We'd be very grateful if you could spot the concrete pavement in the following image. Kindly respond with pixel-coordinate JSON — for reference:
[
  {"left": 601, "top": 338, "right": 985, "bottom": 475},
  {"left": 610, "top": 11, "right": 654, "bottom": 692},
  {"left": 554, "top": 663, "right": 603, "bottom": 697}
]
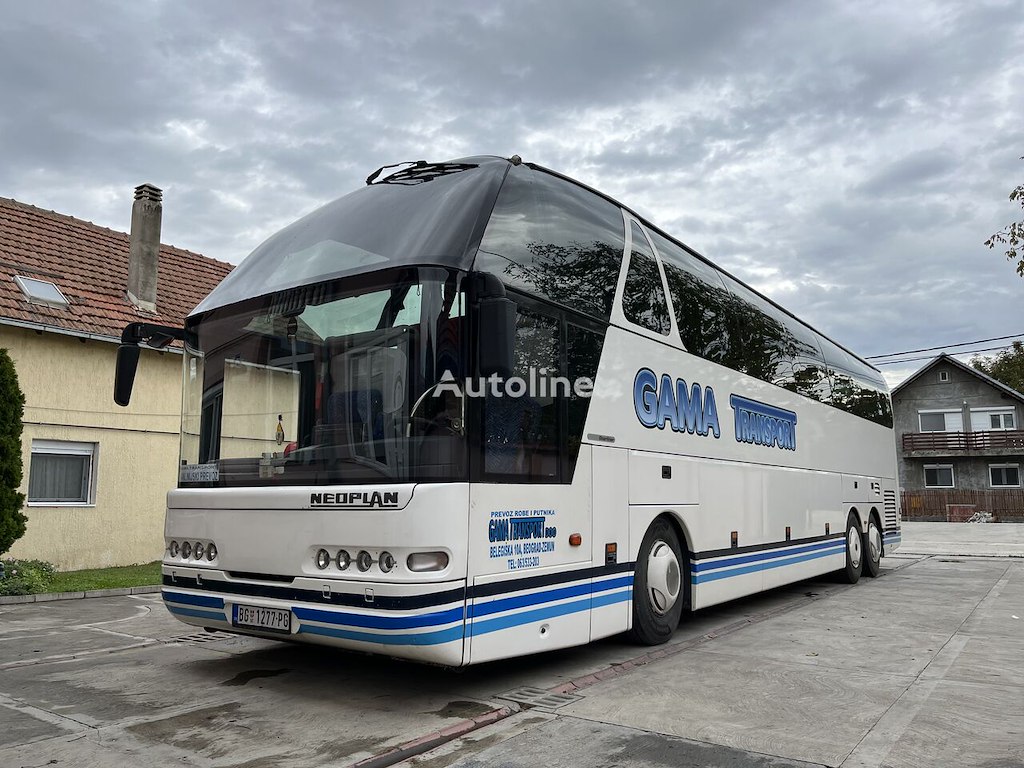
[
  {"left": 896, "top": 521, "right": 1024, "bottom": 557},
  {"left": 1, "top": 528, "right": 1023, "bottom": 767},
  {"left": 408, "top": 554, "right": 1024, "bottom": 767}
]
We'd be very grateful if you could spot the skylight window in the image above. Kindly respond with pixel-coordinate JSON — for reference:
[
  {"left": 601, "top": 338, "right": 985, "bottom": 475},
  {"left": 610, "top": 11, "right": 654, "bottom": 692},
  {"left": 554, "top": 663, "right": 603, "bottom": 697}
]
[{"left": 14, "top": 275, "right": 70, "bottom": 308}]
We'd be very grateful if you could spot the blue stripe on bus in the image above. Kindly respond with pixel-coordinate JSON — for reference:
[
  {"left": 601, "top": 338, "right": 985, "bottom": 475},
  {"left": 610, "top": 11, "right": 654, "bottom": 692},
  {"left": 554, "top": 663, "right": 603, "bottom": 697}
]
[
  {"left": 163, "top": 590, "right": 225, "bottom": 609},
  {"left": 298, "top": 589, "right": 634, "bottom": 645},
  {"left": 692, "top": 538, "right": 845, "bottom": 573},
  {"left": 292, "top": 605, "right": 464, "bottom": 630},
  {"left": 292, "top": 585, "right": 633, "bottom": 646},
  {"left": 468, "top": 575, "right": 633, "bottom": 619},
  {"left": 298, "top": 623, "right": 465, "bottom": 646},
  {"left": 294, "top": 577, "right": 633, "bottom": 637},
  {"left": 692, "top": 543, "right": 845, "bottom": 584},
  {"left": 162, "top": 561, "right": 635, "bottom": 611},
  {"left": 167, "top": 605, "right": 227, "bottom": 622},
  {"left": 468, "top": 588, "right": 632, "bottom": 637}
]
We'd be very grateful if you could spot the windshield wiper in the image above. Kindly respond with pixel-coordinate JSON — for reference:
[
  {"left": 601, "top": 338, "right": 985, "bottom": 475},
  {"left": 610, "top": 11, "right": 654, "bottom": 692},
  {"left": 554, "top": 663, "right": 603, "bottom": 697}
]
[{"left": 365, "top": 160, "right": 478, "bottom": 186}]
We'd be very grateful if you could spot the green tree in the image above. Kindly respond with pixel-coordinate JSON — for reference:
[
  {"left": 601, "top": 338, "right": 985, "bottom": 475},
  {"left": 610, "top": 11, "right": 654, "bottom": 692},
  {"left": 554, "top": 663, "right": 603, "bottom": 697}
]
[
  {"left": 0, "top": 348, "right": 27, "bottom": 555},
  {"left": 971, "top": 340, "right": 1024, "bottom": 395},
  {"left": 985, "top": 157, "right": 1024, "bottom": 277}
]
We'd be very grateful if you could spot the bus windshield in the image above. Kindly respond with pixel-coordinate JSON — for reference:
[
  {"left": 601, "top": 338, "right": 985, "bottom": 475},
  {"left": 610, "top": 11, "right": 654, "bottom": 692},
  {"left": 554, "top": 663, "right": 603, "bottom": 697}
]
[{"left": 179, "top": 267, "right": 468, "bottom": 487}]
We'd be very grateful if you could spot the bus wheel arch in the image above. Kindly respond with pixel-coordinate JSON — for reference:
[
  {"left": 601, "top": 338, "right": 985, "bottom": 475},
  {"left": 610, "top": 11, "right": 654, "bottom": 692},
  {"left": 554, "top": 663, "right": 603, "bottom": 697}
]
[
  {"left": 863, "top": 509, "right": 883, "bottom": 578},
  {"left": 841, "top": 509, "right": 863, "bottom": 584},
  {"left": 629, "top": 514, "right": 686, "bottom": 646}
]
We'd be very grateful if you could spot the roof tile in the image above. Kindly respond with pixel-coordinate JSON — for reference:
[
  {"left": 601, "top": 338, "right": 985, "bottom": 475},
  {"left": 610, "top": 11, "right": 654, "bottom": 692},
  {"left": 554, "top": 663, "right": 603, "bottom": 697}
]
[{"left": 0, "top": 196, "right": 233, "bottom": 339}]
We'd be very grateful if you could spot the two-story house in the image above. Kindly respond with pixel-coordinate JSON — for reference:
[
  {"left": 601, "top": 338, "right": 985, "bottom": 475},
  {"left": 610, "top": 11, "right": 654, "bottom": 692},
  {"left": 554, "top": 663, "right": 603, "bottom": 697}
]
[
  {"left": 1, "top": 186, "right": 232, "bottom": 569},
  {"left": 892, "top": 353, "right": 1024, "bottom": 521}
]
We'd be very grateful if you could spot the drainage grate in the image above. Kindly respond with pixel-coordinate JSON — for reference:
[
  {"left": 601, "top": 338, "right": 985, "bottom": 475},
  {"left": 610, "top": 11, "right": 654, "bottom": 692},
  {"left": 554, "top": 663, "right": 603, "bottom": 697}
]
[
  {"left": 174, "top": 630, "right": 235, "bottom": 644},
  {"left": 497, "top": 686, "right": 581, "bottom": 710}
]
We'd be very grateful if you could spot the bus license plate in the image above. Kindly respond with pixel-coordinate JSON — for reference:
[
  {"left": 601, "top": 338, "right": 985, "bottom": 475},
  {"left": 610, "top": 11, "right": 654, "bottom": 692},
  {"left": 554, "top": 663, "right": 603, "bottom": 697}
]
[{"left": 233, "top": 604, "right": 291, "bottom": 633}]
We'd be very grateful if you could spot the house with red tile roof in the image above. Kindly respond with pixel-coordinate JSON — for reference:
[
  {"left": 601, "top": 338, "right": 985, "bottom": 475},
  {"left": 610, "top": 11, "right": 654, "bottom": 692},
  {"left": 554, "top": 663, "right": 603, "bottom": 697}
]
[{"left": 0, "top": 186, "right": 232, "bottom": 569}]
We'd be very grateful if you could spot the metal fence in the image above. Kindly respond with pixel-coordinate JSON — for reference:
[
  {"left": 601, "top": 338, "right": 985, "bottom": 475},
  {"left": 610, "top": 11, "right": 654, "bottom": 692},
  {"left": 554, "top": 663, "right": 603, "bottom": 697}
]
[{"left": 901, "top": 489, "right": 1024, "bottom": 522}]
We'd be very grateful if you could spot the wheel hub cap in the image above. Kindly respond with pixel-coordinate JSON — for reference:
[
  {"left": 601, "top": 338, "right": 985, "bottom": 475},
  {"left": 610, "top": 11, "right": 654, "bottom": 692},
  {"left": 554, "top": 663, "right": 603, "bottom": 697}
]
[
  {"left": 869, "top": 525, "right": 882, "bottom": 562},
  {"left": 647, "top": 540, "right": 681, "bottom": 615},
  {"left": 848, "top": 528, "right": 862, "bottom": 569}
]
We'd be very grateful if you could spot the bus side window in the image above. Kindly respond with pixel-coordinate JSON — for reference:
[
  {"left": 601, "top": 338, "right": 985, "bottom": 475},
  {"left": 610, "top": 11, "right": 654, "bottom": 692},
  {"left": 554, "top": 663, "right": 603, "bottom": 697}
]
[
  {"left": 717, "top": 273, "right": 830, "bottom": 402},
  {"left": 649, "top": 230, "right": 732, "bottom": 364},
  {"left": 622, "top": 221, "right": 671, "bottom": 335},
  {"left": 484, "top": 306, "right": 560, "bottom": 480}
]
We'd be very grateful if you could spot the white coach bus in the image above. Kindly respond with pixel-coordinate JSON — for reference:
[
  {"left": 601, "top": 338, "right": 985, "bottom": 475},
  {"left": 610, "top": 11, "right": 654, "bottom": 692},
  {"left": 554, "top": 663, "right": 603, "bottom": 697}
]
[{"left": 114, "top": 155, "right": 901, "bottom": 665}]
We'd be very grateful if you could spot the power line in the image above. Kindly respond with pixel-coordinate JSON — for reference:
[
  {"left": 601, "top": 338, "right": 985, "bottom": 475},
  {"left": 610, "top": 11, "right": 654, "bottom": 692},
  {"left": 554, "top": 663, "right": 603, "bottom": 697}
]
[
  {"left": 873, "top": 343, "right": 1017, "bottom": 366},
  {"left": 866, "top": 332, "right": 1024, "bottom": 360}
]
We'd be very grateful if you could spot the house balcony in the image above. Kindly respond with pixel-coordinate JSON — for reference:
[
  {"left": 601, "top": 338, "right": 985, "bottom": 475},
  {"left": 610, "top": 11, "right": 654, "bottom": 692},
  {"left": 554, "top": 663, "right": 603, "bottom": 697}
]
[{"left": 902, "top": 430, "right": 1024, "bottom": 457}]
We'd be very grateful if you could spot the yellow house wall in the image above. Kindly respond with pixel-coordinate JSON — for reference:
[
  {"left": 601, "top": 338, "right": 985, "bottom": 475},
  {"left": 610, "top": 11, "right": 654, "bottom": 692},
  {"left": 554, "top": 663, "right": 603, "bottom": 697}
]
[{"left": 2, "top": 325, "right": 182, "bottom": 570}]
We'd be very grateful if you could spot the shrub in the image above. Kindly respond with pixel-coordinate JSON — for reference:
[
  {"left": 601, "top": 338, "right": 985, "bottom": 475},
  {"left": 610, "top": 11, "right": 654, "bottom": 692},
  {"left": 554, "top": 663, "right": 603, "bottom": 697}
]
[
  {"left": 0, "top": 558, "right": 56, "bottom": 596},
  {"left": 0, "top": 347, "right": 27, "bottom": 556}
]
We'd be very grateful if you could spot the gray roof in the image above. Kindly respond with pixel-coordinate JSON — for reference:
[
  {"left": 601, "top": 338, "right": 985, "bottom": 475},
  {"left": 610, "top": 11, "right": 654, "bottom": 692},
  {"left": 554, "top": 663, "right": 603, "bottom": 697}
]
[{"left": 891, "top": 353, "right": 1024, "bottom": 404}]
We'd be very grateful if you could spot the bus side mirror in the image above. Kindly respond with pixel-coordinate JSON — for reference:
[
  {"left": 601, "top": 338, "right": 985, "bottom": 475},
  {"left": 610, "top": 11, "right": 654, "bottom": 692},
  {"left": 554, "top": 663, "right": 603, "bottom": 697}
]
[
  {"left": 478, "top": 295, "right": 516, "bottom": 378},
  {"left": 113, "top": 321, "right": 192, "bottom": 407},
  {"left": 471, "top": 271, "right": 516, "bottom": 379},
  {"left": 114, "top": 344, "right": 141, "bottom": 406}
]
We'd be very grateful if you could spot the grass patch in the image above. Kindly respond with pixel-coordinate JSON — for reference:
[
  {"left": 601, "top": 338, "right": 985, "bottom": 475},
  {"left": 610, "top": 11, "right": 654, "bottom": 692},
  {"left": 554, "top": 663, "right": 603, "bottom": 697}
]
[{"left": 47, "top": 561, "right": 163, "bottom": 593}]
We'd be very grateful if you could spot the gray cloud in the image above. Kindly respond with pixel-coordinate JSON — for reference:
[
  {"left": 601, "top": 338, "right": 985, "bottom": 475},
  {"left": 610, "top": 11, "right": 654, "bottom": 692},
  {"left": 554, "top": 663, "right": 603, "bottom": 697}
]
[{"left": 1, "top": 0, "right": 1022, "bottom": 386}]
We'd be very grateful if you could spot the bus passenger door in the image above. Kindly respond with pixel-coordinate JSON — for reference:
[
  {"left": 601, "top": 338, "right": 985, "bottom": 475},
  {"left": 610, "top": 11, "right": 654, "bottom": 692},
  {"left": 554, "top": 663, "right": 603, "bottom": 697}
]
[
  {"left": 465, "top": 457, "right": 594, "bottom": 664},
  {"left": 590, "top": 444, "right": 631, "bottom": 640}
]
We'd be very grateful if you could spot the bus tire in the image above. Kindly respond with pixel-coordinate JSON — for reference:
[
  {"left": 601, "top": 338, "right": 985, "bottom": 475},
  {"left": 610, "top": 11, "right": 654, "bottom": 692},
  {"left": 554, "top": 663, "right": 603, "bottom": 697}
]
[
  {"left": 629, "top": 518, "right": 684, "bottom": 645},
  {"left": 841, "top": 513, "right": 862, "bottom": 584},
  {"left": 863, "top": 516, "right": 882, "bottom": 578}
]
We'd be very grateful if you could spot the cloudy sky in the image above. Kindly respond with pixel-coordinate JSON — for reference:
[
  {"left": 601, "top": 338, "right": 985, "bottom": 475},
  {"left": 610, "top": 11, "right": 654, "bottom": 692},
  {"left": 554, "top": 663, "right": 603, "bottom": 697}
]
[{"left": 2, "top": 0, "right": 1022, "bottom": 385}]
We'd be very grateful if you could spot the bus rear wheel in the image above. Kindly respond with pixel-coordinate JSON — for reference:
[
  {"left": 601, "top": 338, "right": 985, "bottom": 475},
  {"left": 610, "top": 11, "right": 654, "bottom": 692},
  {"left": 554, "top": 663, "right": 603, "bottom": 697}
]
[
  {"left": 630, "top": 518, "right": 684, "bottom": 645},
  {"left": 841, "top": 513, "right": 862, "bottom": 584},
  {"left": 863, "top": 516, "right": 882, "bottom": 578}
]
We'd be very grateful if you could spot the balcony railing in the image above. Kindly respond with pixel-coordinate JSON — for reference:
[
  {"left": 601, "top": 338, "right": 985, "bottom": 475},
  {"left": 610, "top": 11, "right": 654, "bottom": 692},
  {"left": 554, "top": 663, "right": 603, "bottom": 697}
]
[{"left": 902, "top": 429, "right": 1024, "bottom": 453}]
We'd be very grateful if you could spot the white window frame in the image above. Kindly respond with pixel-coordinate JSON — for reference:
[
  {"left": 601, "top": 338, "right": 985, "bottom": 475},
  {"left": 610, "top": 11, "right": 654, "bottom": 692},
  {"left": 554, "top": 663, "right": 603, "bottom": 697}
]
[
  {"left": 923, "top": 463, "right": 955, "bottom": 488},
  {"left": 938, "top": 370, "right": 950, "bottom": 382},
  {"left": 989, "top": 463, "right": 1021, "bottom": 488},
  {"left": 27, "top": 440, "right": 99, "bottom": 506},
  {"left": 990, "top": 412, "right": 1015, "bottom": 430},
  {"left": 918, "top": 409, "right": 959, "bottom": 433},
  {"left": 968, "top": 407, "right": 1016, "bottom": 431}
]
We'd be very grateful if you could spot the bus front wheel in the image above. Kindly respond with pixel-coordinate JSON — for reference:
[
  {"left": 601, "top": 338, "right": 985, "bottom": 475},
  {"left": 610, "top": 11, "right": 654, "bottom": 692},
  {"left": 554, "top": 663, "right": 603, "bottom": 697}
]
[
  {"left": 630, "top": 518, "right": 684, "bottom": 645},
  {"left": 841, "top": 513, "right": 863, "bottom": 584}
]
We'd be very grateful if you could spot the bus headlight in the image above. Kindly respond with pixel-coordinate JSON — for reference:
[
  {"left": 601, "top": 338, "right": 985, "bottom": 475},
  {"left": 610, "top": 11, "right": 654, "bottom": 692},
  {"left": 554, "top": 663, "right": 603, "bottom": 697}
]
[
  {"left": 379, "top": 551, "right": 396, "bottom": 573},
  {"left": 336, "top": 549, "right": 351, "bottom": 570},
  {"left": 407, "top": 552, "right": 449, "bottom": 572},
  {"left": 182, "top": 541, "right": 192, "bottom": 559},
  {"left": 315, "top": 549, "right": 331, "bottom": 569},
  {"left": 206, "top": 543, "right": 217, "bottom": 561},
  {"left": 356, "top": 551, "right": 372, "bottom": 572},
  {"left": 168, "top": 540, "right": 180, "bottom": 558},
  {"left": 194, "top": 542, "right": 205, "bottom": 560}
]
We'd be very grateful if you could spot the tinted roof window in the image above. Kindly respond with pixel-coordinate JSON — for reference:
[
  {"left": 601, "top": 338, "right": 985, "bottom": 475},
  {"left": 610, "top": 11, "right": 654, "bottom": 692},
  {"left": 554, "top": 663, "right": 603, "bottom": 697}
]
[
  {"left": 193, "top": 158, "right": 507, "bottom": 315},
  {"left": 475, "top": 166, "right": 625, "bottom": 321}
]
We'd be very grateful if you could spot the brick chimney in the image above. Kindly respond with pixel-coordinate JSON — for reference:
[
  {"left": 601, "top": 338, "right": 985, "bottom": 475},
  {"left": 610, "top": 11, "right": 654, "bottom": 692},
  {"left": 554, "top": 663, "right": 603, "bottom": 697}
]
[{"left": 127, "top": 183, "right": 162, "bottom": 313}]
